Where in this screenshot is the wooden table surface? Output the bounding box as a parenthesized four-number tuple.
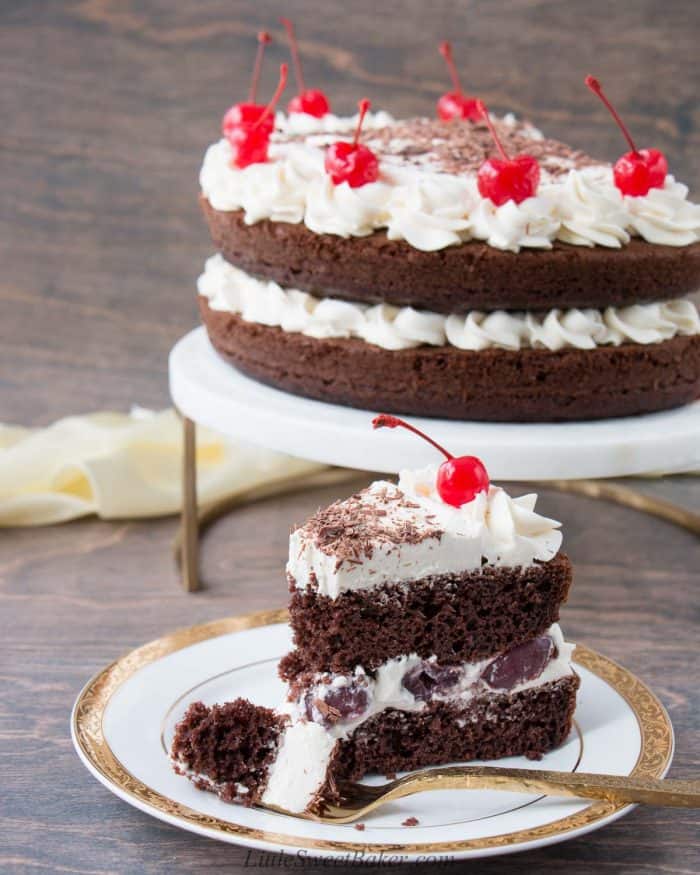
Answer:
(1, 2, 699, 873)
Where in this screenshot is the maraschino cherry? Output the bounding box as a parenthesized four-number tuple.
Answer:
(437, 41, 480, 122)
(585, 75, 668, 197)
(325, 98, 379, 187)
(476, 100, 540, 206)
(222, 31, 275, 142)
(372, 414, 490, 508)
(281, 17, 331, 118)
(228, 63, 288, 169)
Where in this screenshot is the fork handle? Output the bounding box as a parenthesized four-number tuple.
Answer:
(387, 766, 700, 808)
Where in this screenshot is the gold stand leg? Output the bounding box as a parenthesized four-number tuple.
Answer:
(181, 415, 200, 592)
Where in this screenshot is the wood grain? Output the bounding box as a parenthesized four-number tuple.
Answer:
(1, 1, 699, 872)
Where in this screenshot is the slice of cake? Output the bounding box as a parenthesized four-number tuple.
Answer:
(172, 624, 577, 812)
(172, 418, 579, 814)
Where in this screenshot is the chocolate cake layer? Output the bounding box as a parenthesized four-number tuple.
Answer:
(202, 198, 700, 313)
(201, 300, 700, 422)
(171, 699, 284, 805)
(331, 675, 580, 783)
(279, 553, 573, 678)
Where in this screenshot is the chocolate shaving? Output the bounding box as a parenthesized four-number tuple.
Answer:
(313, 698, 342, 724)
(276, 116, 601, 178)
(295, 483, 443, 569)
(363, 117, 600, 177)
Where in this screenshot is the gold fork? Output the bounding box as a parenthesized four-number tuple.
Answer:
(288, 766, 700, 823)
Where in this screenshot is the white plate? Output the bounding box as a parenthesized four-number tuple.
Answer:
(72, 609, 674, 861)
(168, 327, 700, 480)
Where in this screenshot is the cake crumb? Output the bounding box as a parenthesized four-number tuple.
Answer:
(402, 816, 419, 827)
(385, 772, 397, 780)
(354, 823, 365, 831)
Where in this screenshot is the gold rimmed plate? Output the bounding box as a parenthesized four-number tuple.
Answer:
(72, 609, 674, 861)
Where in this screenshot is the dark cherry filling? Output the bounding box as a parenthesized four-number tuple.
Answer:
(403, 635, 556, 702)
(304, 636, 557, 725)
(481, 636, 555, 690)
(402, 662, 462, 701)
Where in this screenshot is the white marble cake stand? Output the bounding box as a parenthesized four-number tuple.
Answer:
(168, 326, 700, 589)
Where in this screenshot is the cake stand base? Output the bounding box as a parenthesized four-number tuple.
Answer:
(170, 328, 700, 591)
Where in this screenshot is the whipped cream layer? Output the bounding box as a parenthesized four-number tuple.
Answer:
(172, 720, 334, 814)
(286, 624, 575, 742)
(199, 254, 700, 351)
(287, 470, 562, 598)
(260, 721, 336, 813)
(200, 115, 700, 252)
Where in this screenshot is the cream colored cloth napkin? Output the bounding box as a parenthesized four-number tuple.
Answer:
(0, 408, 324, 526)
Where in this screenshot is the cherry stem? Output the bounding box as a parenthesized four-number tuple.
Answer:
(439, 41, 462, 95)
(280, 18, 306, 94)
(352, 98, 371, 147)
(253, 63, 288, 129)
(477, 100, 510, 162)
(372, 414, 453, 460)
(585, 75, 638, 154)
(249, 31, 272, 104)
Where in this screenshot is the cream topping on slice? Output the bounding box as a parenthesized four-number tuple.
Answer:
(287, 470, 562, 598)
